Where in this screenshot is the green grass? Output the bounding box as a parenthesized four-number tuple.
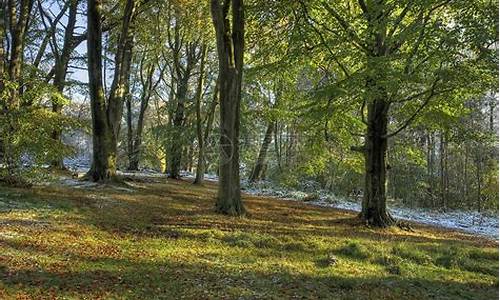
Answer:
(0, 178, 497, 299)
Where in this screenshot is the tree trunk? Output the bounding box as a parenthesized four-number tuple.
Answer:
(87, 0, 136, 181)
(50, 0, 79, 169)
(476, 160, 482, 213)
(3, 0, 33, 175)
(126, 95, 135, 170)
(439, 132, 448, 210)
(360, 99, 394, 227)
(198, 80, 219, 179)
(127, 63, 155, 171)
(193, 46, 209, 184)
(87, 0, 113, 180)
(0, 1, 6, 165)
(249, 122, 274, 182)
(274, 122, 282, 172)
(211, 0, 245, 216)
(168, 45, 197, 179)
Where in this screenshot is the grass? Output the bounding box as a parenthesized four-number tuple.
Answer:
(0, 176, 497, 299)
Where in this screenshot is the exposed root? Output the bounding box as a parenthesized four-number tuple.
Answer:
(396, 220, 415, 232)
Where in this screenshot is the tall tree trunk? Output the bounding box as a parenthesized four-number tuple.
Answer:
(3, 0, 34, 175)
(87, 0, 113, 180)
(168, 45, 197, 179)
(249, 122, 274, 182)
(476, 160, 482, 213)
(168, 81, 187, 178)
(274, 122, 282, 172)
(211, 0, 245, 216)
(193, 46, 209, 184)
(126, 94, 134, 169)
(426, 132, 436, 207)
(439, 132, 448, 210)
(360, 99, 394, 227)
(50, 0, 79, 169)
(127, 63, 154, 171)
(0, 0, 7, 165)
(87, 0, 136, 181)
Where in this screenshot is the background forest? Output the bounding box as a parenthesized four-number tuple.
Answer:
(0, 0, 498, 299)
(1, 0, 497, 212)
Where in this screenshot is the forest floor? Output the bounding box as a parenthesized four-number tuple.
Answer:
(0, 174, 498, 299)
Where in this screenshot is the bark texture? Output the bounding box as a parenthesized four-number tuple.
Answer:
(126, 58, 163, 171)
(87, 0, 136, 181)
(211, 0, 245, 216)
(248, 122, 274, 182)
(168, 43, 198, 179)
(2, 0, 34, 175)
(193, 45, 209, 184)
(50, 0, 79, 169)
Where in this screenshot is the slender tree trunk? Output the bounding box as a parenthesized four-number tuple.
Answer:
(0, 0, 6, 165)
(198, 80, 219, 179)
(168, 45, 196, 179)
(127, 67, 152, 171)
(211, 0, 245, 216)
(463, 143, 469, 203)
(439, 132, 448, 210)
(126, 95, 134, 169)
(476, 160, 482, 213)
(249, 122, 274, 182)
(193, 46, 209, 184)
(274, 122, 282, 173)
(50, 0, 79, 169)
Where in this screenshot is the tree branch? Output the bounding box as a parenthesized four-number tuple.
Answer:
(383, 77, 444, 139)
(322, 1, 370, 53)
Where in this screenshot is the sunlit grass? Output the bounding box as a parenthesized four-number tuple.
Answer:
(0, 179, 497, 299)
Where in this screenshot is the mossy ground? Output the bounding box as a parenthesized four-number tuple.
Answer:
(0, 177, 497, 299)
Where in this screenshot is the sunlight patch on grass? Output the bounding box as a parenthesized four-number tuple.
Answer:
(0, 181, 497, 299)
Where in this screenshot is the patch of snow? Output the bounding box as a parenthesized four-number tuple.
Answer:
(118, 169, 167, 178)
(180, 171, 219, 182)
(59, 177, 99, 189)
(242, 180, 499, 240)
(58, 158, 499, 240)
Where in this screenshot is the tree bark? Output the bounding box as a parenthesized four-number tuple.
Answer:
(211, 0, 245, 216)
(359, 98, 394, 227)
(193, 45, 209, 184)
(197, 81, 219, 179)
(50, 0, 79, 169)
(0, 0, 7, 164)
(87, 0, 136, 181)
(3, 0, 34, 175)
(249, 122, 274, 182)
(168, 44, 197, 179)
(356, 1, 395, 227)
(127, 61, 157, 171)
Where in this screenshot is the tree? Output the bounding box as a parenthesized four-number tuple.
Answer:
(87, 0, 137, 181)
(1, 0, 35, 176)
(126, 54, 165, 171)
(300, 0, 497, 226)
(46, 0, 80, 169)
(210, 0, 245, 215)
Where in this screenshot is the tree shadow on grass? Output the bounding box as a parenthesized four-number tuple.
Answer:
(2, 182, 495, 250)
(0, 246, 497, 300)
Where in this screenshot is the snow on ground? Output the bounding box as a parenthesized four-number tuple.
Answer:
(242, 180, 499, 240)
(57, 159, 499, 240)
